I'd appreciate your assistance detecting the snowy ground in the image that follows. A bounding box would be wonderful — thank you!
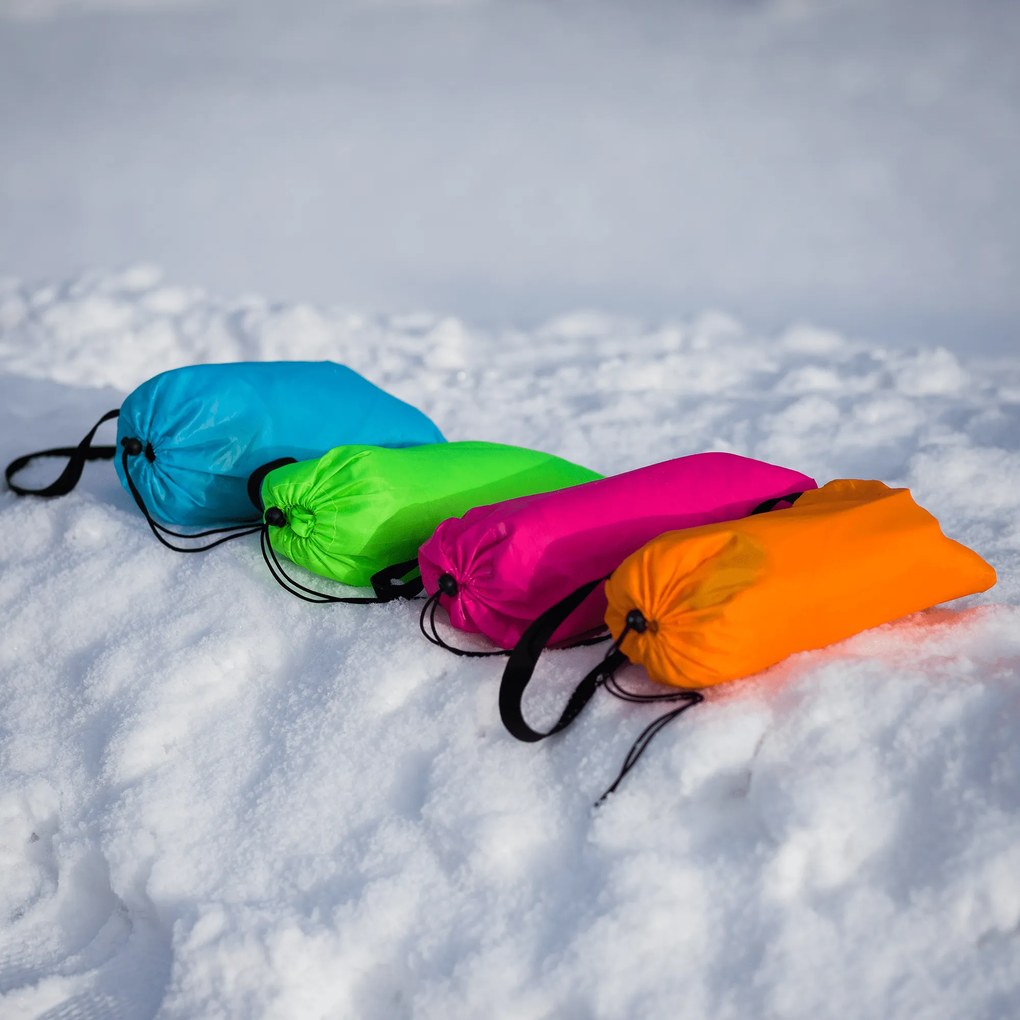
[2,0,1020,1017]
[1,268,1019,1019]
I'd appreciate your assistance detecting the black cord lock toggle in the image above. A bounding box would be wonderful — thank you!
[121,436,143,457]
[625,609,648,633]
[437,573,459,597]
[264,506,288,528]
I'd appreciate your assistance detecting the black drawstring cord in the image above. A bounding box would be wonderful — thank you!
[419,589,440,640]
[258,516,418,605]
[566,632,612,649]
[599,616,634,663]
[259,524,337,603]
[419,578,510,658]
[120,443,262,552]
[499,574,613,742]
[590,610,704,806]
[594,693,703,806]
[420,573,611,658]
[258,522,380,603]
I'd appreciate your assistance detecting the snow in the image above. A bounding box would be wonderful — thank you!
[2,0,1020,1017]
[1,268,1019,1019]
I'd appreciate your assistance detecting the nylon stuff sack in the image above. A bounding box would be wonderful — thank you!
[252,441,603,600]
[499,479,997,801]
[6,361,445,548]
[416,452,816,654]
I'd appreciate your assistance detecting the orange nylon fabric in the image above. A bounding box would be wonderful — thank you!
[604,479,997,689]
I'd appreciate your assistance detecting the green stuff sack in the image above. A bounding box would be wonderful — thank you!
[255,442,602,595]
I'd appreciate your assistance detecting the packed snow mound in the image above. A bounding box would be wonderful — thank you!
[1,269,1018,1020]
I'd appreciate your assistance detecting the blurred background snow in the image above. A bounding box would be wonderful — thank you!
[1,0,1018,350]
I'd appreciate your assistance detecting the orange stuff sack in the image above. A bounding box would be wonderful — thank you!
[499,479,996,802]
[604,478,997,688]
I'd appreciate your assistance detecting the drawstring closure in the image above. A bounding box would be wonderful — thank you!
[258,512,387,604]
[119,441,262,552]
[420,573,611,658]
[258,508,421,605]
[8,409,261,553]
[419,575,510,658]
[259,516,344,603]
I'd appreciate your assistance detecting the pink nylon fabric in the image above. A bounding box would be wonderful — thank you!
[418,452,817,649]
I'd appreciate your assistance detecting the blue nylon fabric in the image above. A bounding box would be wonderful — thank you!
[114,361,445,527]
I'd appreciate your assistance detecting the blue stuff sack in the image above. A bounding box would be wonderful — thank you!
[6,361,445,540]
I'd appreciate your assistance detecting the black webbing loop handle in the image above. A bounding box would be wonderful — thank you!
[371,559,425,601]
[5,409,120,497]
[500,582,708,804]
[499,575,611,742]
[749,490,804,515]
[247,457,297,512]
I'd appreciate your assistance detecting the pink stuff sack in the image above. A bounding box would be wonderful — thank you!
[417,453,817,651]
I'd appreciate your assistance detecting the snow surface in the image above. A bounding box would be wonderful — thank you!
[1,267,1019,1020]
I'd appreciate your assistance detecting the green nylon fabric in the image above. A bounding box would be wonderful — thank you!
[261,442,602,587]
